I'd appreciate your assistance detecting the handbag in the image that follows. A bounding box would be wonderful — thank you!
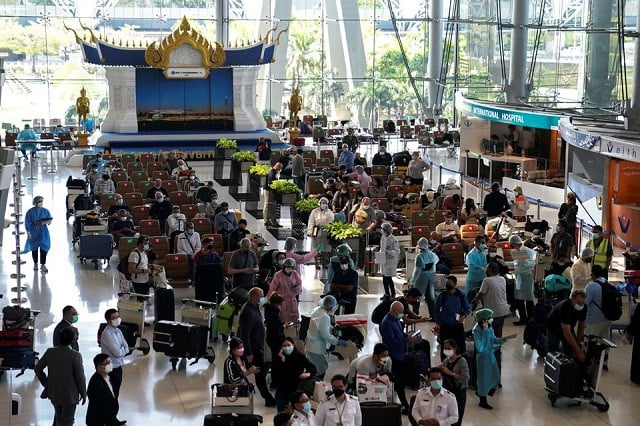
[213,383,252,407]
[154,267,168,289]
[311,226,320,238]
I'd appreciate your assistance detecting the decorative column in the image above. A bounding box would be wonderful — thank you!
[428,0,444,113]
[101,67,138,133]
[585,0,615,107]
[505,0,530,103]
[216,0,230,47]
[233,67,265,131]
[626,1,640,130]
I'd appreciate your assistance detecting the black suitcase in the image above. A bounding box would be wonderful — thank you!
[97,322,138,348]
[79,234,113,261]
[154,286,175,322]
[361,403,402,426]
[403,349,431,389]
[544,351,580,398]
[153,320,207,359]
[203,413,262,426]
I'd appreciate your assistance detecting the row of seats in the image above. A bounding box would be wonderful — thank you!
[134,217,213,236]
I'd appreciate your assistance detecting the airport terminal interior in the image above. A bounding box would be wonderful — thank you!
[1,1,640,425]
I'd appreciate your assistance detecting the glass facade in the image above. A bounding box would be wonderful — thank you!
[0,0,637,130]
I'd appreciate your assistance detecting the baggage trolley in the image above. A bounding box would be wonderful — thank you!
[180,298,216,363]
[545,335,616,412]
[211,383,255,416]
[115,292,151,355]
[0,309,40,380]
[153,320,213,370]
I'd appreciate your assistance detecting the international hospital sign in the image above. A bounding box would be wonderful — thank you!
[460,96,562,129]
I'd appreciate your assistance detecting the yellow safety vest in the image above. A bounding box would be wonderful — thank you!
[587,238,610,268]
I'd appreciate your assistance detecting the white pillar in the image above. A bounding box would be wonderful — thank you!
[233,67,266,131]
[101,67,137,133]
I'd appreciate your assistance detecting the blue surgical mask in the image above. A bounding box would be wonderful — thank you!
[187,229,194,235]
[143,244,150,251]
[283,346,294,356]
[396,313,404,320]
[430,379,443,390]
[302,401,312,413]
[117,199,123,205]
[479,244,487,250]
[321,204,328,210]
[259,296,267,306]
[592,233,601,239]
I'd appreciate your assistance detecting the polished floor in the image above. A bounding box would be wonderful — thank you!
[0,145,638,425]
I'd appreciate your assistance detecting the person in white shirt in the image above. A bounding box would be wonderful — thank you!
[100,309,129,401]
[435,210,461,244]
[315,374,362,426]
[411,368,459,426]
[290,391,317,426]
[177,221,201,282]
[486,211,518,241]
[166,206,186,235]
[347,343,393,391]
[571,247,594,291]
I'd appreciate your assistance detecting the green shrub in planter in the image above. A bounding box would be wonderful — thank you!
[324,221,364,241]
[295,198,319,213]
[216,138,238,149]
[270,180,302,194]
[249,164,271,176]
[231,150,256,162]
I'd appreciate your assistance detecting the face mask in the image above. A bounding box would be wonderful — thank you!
[341,189,347,194]
[278,259,285,266]
[332,388,345,398]
[405,181,412,185]
[302,401,312,413]
[397,193,404,198]
[283,346,294,356]
[379,356,389,365]
[104,363,113,374]
[37,202,43,208]
[259,296,267,306]
[396,313,404,320]
[364,205,370,209]
[321,204,328,210]
[479,244,487,250]
[71,314,79,324]
[574,303,584,311]
[120,217,128,221]
[117,199,124,205]
[489,253,497,258]
[143,244,150,251]
[592,233,601,239]
[233,347,245,357]
[488,318,494,324]
[555,226,560,232]
[430,379,443,390]
[443,349,455,358]
[157,198,164,203]
[187,229,194,235]
[111,317,121,327]
[340,264,349,271]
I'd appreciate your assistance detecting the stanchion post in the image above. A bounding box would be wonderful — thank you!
[536,198,541,219]
[47,143,57,173]
[438,164,442,188]
[27,156,36,180]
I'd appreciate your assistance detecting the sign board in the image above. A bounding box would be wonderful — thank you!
[460,96,562,130]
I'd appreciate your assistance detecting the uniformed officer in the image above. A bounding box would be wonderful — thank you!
[315,374,361,426]
[290,390,317,426]
[411,368,459,426]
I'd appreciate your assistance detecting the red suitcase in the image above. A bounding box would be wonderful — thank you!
[0,330,33,348]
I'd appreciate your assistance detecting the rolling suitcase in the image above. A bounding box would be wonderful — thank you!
[203,413,262,426]
[154,286,175,322]
[153,320,210,369]
[403,349,431,390]
[214,297,236,338]
[79,234,113,268]
[97,322,138,348]
[0,330,34,348]
[544,351,581,398]
[360,403,402,426]
[0,347,37,371]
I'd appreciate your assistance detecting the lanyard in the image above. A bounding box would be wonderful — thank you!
[335,399,347,425]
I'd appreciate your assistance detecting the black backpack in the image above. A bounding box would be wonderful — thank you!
[73,194,92,211]
[371,299,394,324]
[594,278,623,321]
[117,251,141,281]
[392,150,411,166]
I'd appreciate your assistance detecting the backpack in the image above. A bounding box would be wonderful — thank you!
[2,306,31,330]
[544,274,572,293]
[392,150,411,166]
[73,194,92,211]
[117,251,141,281]
[371,299,393,324]
[594,278,623,321]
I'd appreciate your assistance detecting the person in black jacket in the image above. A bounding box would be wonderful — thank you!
[86,353,124,426]
[237,287,277,406]
[265,292,286,359]
[482,182,510,219]
[223,337,259,385]
[271,337,317,412]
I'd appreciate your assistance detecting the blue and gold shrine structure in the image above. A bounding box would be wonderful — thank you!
[66,17,285,152]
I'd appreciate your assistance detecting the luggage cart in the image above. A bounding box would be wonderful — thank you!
[211,383,255,416]
[0,309,40,380]
[115,292,151,355]
[180,298,216,364]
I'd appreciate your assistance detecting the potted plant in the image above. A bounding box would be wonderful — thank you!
[270,180,302,205]
[249,164,270,191]
[324,221,363,250]
[216,138,238,159]
[295,198,319,225]
[231,150,256,172]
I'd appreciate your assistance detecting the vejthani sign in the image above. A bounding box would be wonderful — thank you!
[460,97,562,129]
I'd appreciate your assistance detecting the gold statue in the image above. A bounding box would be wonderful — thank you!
[76,87,90,132]
[288,87,302,128]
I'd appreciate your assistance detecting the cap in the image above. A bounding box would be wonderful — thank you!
[509,235,522,245]
[381,223,393,234]
[283,258,296,268]
[475,308,494,321]
[336,243,352,256]
[321,295,337,311]
[581,247,594,258]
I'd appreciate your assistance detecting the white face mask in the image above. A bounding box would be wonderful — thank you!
[443,349,455,358]
[111,317,121,327]
[104,363,113,374]
[379,356,389,365]
[340,264,349,270]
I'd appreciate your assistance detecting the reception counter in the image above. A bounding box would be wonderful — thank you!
[463,151,538,181]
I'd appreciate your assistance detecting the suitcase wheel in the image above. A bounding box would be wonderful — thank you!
[171,357,179,370]
[548,393,557,407]
[206,355,215,364]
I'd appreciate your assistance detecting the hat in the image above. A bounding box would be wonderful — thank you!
[509,235,522,245]
[336,243,352,256]
[417,237,429,250]
[475,308,494,321]
[381,223,393,234]
[321,295,337,311]
[581,247,594,258]
[514,186,523,194]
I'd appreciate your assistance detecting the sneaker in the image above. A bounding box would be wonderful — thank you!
[40,265,48,273]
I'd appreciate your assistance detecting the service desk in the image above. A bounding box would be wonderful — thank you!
[464,152,537,181]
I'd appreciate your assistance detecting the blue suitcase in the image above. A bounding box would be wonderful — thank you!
[79,234,113,268]
[0,347,38,371]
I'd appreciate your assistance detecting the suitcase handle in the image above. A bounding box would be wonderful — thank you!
[117,292,151,301]
[181,298,216,309]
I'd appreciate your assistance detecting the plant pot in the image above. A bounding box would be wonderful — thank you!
[295,210,311,226]
[217,148,236,160]
[249,175,266,192]
[240,161,255,172]
[288,127,301,141]
[277,192,299,205]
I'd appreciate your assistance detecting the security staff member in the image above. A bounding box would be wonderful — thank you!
[315,374,362,426]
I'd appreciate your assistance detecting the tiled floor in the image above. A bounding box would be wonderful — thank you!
[0,144,638,425]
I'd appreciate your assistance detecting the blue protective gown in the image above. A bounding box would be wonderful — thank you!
[513,246,537,301]
[412,249,439,301]
[23,206,52,253]
[465,248,487,294]
[473,323,503,397]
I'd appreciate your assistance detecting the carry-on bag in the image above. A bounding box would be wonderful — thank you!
[360,403,402,426]
[214,297,236,337]
[203,413,262,426]
[544,351,581,398]
[79,234,113,266]
[403,349,431,389]
[154,285,175,322]
[0,330,34,348]
[153,320,209,368]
